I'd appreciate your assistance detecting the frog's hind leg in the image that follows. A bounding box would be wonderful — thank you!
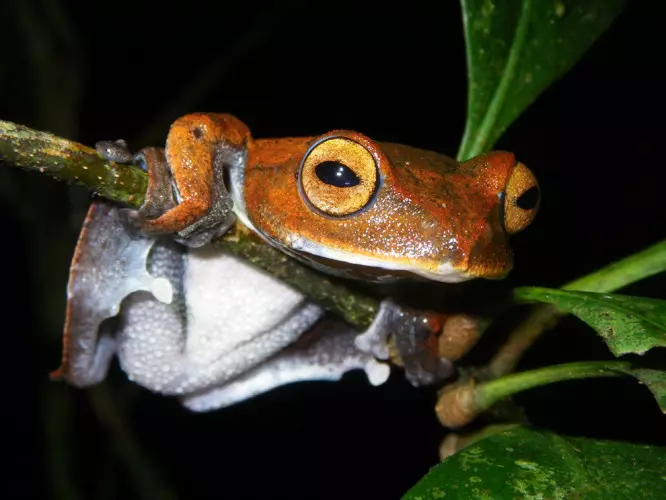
[179,319,391,412]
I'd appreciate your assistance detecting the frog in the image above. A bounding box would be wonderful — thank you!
[52,113,539,411]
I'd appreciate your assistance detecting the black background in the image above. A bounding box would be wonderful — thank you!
[1,1,664,498]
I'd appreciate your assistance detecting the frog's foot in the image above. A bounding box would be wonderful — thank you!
[355,299,456,386]
[95,139,134,164]
[96,139,174,220]
[95,140,235,248]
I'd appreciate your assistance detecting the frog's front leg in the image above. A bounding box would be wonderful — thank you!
[98,113,250,248]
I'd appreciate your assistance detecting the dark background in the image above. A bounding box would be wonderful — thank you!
[1,1,664,498]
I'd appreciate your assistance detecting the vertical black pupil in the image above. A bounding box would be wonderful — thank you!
[315,161,360,187]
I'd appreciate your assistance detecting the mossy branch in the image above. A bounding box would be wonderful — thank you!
[0,120,148,208]
[0,119,379,329]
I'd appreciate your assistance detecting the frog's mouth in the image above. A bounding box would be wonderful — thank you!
[229,181,475,283]
[278,236,474,284]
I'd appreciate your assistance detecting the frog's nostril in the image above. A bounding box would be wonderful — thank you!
[421,218,439,230]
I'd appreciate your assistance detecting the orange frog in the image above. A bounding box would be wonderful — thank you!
[54,113,539,411]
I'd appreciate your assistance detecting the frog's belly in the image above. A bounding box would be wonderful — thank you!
[116,240,323,395]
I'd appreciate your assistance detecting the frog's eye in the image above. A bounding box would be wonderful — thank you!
[299,136,378,217]
[503,162,540,234]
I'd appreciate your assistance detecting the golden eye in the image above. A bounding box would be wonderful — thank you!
[503,162,540,234]
[299,136,378,217]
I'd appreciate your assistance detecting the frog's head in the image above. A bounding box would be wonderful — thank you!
[243,131,540,283]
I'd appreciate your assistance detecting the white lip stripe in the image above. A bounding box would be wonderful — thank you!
[288,236,471,283]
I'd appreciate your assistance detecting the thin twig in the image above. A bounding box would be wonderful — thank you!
[437,361,631,428]
[0,120,147,207]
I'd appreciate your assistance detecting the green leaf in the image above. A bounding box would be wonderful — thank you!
[457,0,628,160]
[514,287,666,356]
[403,427,666,499]
[631,369,666,413]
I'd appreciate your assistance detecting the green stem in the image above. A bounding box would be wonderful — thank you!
[564,239,666,293]
[488,238,666,377]
[457,0,532,160]
[478,361,631,412]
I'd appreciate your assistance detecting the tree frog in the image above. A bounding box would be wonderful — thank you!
[52,113,539,411]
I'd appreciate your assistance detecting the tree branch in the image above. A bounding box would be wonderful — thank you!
[0,119,379,329]
[0,120,147,207]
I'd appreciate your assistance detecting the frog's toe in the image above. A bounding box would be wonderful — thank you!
[95,139,134,164]
[125,147,235,247]
[117,147,178,236]
[132,149,177,221]
[356,299,455,387]
[172,198,236,248]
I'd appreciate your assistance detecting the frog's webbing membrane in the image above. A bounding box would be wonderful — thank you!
[51,201,174,386]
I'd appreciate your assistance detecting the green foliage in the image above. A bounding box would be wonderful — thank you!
[404,427,666,499]
[407,1,666,496]
[457,0,628,160]
[515,287,666,356]
[630,369,666,413]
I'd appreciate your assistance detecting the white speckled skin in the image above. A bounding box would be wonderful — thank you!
[181,319,391,411]
[117,242,324,395]
[59,201,391,410]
